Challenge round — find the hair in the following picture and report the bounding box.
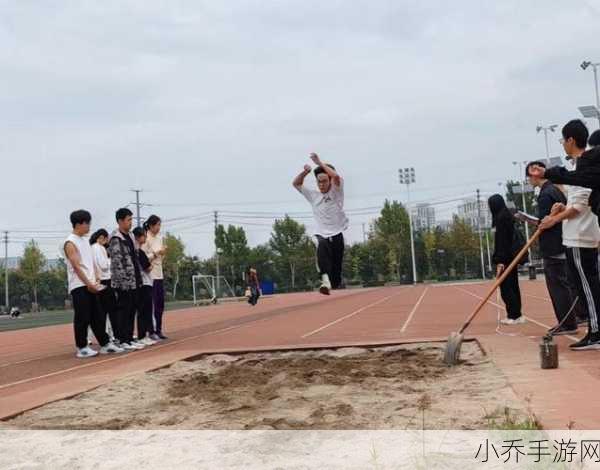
[525,160,546,177]
[143,214,161,231]
[562,119,589,149]
[89,228,109,245]
[70,210,91,228]
[488,194,510,228]
[132,226,147,239]
[115,207,133,222]
[589,129,600,148]
[314,164,336,178]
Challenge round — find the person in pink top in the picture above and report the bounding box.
[142,215,168,340]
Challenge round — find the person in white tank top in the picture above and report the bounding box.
[64,210,123,358]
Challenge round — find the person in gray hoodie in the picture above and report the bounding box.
[107,208,145,351]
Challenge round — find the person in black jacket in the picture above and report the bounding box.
[489,194,525,324]
[529,120,600,219]
[526,161,583,334]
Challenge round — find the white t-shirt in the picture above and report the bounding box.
[563,183,600,249]
[297,180,349,237]
[65,233,96,293]
[92,243,111,281]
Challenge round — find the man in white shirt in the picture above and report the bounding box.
[293,153,349,295]
[540,120,600,350]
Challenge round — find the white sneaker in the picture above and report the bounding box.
[130,340,145,349]
[100,342,125,354]
[319,274,332,296]
[120,342,137,351]
[500,317,526,325]
[514,316,526,324]
[140,337,156,346]
[76,347,98,358]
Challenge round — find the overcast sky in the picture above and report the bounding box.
[2,0,600,259]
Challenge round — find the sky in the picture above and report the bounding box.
[2,0,600,259]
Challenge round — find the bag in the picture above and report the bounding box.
[245,288,251,298]
[511,225,527,265]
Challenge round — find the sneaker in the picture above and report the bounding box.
[76,347,98,358]
[570,333,600,350]
[150,333,162,342]
[130,340,146,349]
[140,337,156,346]
[319,274,332,296]
[120,342,137,351]
[100,342,125,354]
[577,317,588,326]
[548,326,578,336]
[157,333,168,340]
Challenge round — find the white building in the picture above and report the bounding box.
[411,203,436,231]
[457,198,492,230]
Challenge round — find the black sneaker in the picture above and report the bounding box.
[577,317,588,326]
[570,333,600,350]
[157,333,168,340]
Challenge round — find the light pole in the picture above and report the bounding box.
[512,160,532,264]
[399,167,417,284]
[536,125,558,160]
[581,60,600,128]
[476,189,486,279]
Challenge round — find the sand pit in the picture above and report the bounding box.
[3,342,530,430]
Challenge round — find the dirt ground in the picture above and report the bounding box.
[2,342,529,430]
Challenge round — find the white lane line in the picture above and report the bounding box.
[301,290,405,339]
[400,287,429,333]
[454,287,580,342]
[524,293,552,303]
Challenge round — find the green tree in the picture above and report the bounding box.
[215,224,250,288]
[269,216,313,290]
[163,233,186,298]
[372,200,412,282]
[19,240,46,309]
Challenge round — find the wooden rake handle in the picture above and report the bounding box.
[458,227,542,335]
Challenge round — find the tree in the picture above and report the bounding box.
[19,240,46,309]
[215,224,251,289]
[269,216,313,290]
[162,233,185,298]
[372,200,412,282]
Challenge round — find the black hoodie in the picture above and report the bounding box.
[544,146,600,218]
[489,195,521,265]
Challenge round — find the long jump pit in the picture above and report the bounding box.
[1,341,534,431]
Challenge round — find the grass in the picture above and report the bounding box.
[0,300,195,333]
[484,406,542,430]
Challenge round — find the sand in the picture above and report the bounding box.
[2,342,529,430]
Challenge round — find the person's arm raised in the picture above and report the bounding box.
[310,153,342,187]
[293,164,312,189]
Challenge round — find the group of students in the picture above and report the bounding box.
[490,119,600,351]
[64,208,167,358]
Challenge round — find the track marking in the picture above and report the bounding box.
[524,293,552,303]
[400,287,429,333]
[301,290,406,339]
[454,286,580,342]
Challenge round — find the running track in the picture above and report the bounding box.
[1,281,600,428]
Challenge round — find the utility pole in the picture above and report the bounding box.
[399,168,417,284]
[581,60,600,128]
[476,189,486,279]
[3,231,8,312]
[485,230,492,272]
[512,161,532,264]
[214,211,220,299]
[130,189,143,227]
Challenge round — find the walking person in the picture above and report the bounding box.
[488,194,526,325]
[142,215,167,340]
[293,153,348,295]
[64,210,122,358]
[246,267,261,306]
[537,120,600,350]
[108,208,145,351]
[133,227,157,346]
[90,229,121,342]
[526,162,582,334]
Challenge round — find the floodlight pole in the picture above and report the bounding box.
[581,60,600,127]
[512,161,532,264]
[399,168,418,285]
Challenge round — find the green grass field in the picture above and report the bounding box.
[0,301,196,333]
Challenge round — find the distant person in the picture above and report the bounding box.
[526,162,582,334]
[246,267,261,306]
[488,194,526,325]
[64,210,122,358]
[108,208,145,351]
[90,228,120,343]
[589,129,600,148]
[133,227,157,346]
[293,153,348,295]
[9,307,21,318]
[142,215,167,341]
[537,120,600,350]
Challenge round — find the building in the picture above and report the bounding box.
[457,198,492,230]
[411,203,436,231]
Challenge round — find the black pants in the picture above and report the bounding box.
[566,247,600,334]
[71,286,110,349]
[543,257,580,330]
[137,285,154,339]
[115,288,137,343]
[248,285,260,306]
[97,280,120,340]
[316,233,345,289]
[499,268,522,320]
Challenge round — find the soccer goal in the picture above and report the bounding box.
[192,274,237,305]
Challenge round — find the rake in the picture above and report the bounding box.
[443,227,542,366]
